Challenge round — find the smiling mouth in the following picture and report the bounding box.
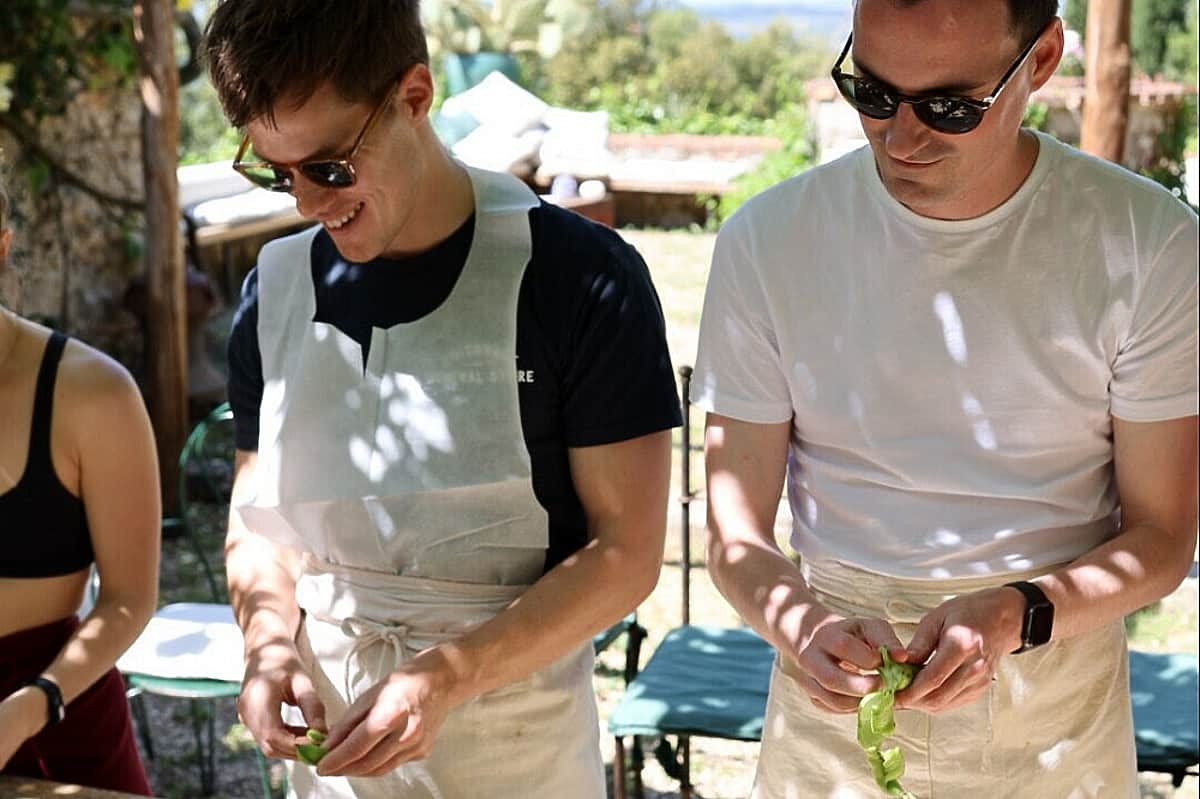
[324,202,364,231]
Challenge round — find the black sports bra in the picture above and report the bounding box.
[0,332,94,577]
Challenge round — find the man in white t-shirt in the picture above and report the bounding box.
[692,1,1199,796]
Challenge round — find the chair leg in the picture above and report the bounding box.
[632,735,645,799]
[680,736,692,799]
[189,699,217,795]
[613,736,627,799]
[128,691,155,761]
[254,747,275,799]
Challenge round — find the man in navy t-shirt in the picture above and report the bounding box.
[203,2,680,796]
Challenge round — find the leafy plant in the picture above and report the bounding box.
[421,0,590,58]
[713,107,817,225]
[0,0,137,123]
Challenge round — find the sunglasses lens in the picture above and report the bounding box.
[300,161,355,188]
[917,98,984,134]
[238,164,293,192]
[836,75,896,120]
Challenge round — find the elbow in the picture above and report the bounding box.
[630,549,663,606]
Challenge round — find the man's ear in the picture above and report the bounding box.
[1028,18,1065,94]
[395,63,435,125]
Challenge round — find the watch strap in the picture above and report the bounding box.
[27,676,65,728]
[1004,580,1054,653]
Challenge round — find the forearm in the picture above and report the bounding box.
[226,527,303,655]
[431,533,660,707]
[708,532,835,659]
[1035,519,1197,642]
[38,589,156,704]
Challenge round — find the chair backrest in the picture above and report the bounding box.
[174,402,236,603]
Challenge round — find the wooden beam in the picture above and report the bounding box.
[1080,0,1132,163]
[134,0,186,512]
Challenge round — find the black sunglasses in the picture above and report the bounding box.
[232,93,392,192]
[830,31,1041,134]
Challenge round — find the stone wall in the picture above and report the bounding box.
[1,85,146,370]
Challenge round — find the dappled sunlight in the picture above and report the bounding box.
[924,528,963,548]
[960,391,999,451]
[933,290,968,365]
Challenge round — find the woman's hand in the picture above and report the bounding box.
[0,686,50,770]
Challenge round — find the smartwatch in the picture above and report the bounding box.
[27,676,66,728]
[1004,580,1054,654]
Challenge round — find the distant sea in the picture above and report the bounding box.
[675,2,852,42]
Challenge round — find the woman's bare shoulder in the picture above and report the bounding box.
[51,334,148,432]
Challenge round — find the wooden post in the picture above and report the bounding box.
[1080,0,1132,163]
[134,0,187,512]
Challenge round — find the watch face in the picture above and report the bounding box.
[1027,605,1054,647]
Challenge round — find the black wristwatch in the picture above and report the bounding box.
[27,676,66,728]
[1005,581,1055,654]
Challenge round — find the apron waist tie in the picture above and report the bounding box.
[340,616,415,703]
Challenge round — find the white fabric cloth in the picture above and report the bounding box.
[692,131,1199,580]
[751,560,1138,799]
[238,166,604,797]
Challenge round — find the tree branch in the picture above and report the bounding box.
[0,112,145,211]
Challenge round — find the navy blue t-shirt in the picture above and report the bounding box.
[227,202,681,573]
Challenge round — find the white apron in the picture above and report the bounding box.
[238,166,605,798]
[752,561,1138,799]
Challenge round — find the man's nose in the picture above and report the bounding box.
[290,173,337,219]
[883,103,933,161]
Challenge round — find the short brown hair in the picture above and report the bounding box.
[202,0,429,128]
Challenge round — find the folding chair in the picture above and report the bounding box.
[607,366,776,799]
[1130,649,1200,787]
[117,402,278,798]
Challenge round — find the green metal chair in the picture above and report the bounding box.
[607,366,776,799]
[117,402,278,798]
[1130,649,1199,787]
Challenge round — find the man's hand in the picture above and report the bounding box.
[895,586,1024,713]
[238,638,327,760]
[785,615,909,714]
[315,648,454,777]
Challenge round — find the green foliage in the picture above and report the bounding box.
[178,78,242,166]
[712,107,816,225]
[531,2,830,137]
[420,0,592,58]
[1132,0,1192,77]
[1140,93,1199,205]
[1022,101,1049,131]
[1064,0,1198,81]
[1063,0,1088,38]
[0,0,137,121]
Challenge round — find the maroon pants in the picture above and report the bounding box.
[0,616,153,796]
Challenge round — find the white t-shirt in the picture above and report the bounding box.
[692,131,1199,580]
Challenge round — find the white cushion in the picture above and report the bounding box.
[440,71,548,138]
[117,602,245,683]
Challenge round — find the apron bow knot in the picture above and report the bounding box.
[339,616,415,702]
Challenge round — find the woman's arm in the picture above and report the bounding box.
[4,343,160,739]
